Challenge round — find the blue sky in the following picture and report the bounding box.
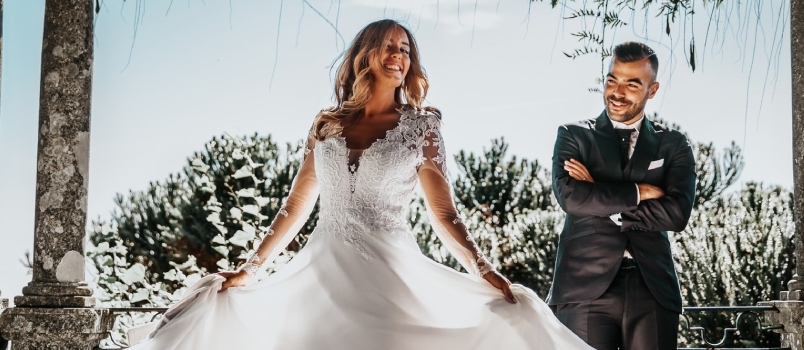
[0,0,792,302]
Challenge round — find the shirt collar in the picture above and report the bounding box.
[609,115,644,131]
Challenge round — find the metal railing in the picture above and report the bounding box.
[679,305,787,350]
[99,307,169,349]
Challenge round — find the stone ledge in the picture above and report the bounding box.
[21,282,93,297]
[0,307,115,350]
[14,295,96,308]
[780,290,804,301]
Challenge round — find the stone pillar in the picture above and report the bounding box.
[0,0,114,348]
[762,0,804,348]
[0,291,7,350]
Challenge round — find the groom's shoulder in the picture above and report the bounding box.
[650,119,690,143]
[558,118,596,132]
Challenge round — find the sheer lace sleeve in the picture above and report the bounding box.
[240,130,320,277]
[417,115,495,277]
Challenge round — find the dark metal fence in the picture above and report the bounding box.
[679,306,787,350]
[98,307,168,350]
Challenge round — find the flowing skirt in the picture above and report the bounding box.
[128,228,592,349]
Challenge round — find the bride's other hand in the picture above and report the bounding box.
[217,270,253,292]
[483,271,517,304]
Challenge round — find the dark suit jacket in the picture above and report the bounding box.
[546,111,696,313]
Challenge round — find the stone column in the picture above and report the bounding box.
[0,0,114,348]
[762,0,804,348]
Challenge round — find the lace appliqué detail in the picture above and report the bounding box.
[421,116,448,170]
[466,236,495,276]
[239,253,263,278]
[311,106,442,259]
[344,232,374,260]
[279,207,289,217]
[474,252,495,276]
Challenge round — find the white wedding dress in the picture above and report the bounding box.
[129,107,592,349]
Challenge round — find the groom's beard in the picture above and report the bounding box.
[605,94,648,124]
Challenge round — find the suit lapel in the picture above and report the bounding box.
[627,118,662,182]
[592,111,623,178]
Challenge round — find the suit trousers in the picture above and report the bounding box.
[554,263,679,350]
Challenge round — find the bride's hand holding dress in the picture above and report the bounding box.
[217,270,252,292]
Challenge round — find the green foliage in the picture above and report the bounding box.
[88,133,317,294]
[412,138,561,296]
[674,183,793,346]
[87,225,205,347]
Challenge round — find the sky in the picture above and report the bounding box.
[0,0,792,303]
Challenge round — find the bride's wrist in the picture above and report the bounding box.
[475,253,495,277]
[239,253,263,278]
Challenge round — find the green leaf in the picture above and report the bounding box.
[236,188,255,198]
[121,263,147,285]
[233,166,253,179]
[241,205,262,218]
[211,234,227,245]
[242,222,256,235]
[213,245,230,256]
[230,230,255,248]
[130,289,149,303]
[214,223,228,235]
[232,149,244,160]
[96,242,110,254]
[216,259,231,270]
[206,212,222,224]
[255,196,271,207]
[191,158,210,173]
[230,207,243,220]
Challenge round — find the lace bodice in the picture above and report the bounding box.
[241,106,494,277]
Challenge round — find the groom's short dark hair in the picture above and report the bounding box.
[612,42,659,78]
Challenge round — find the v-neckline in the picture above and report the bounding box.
[336,108,408,166]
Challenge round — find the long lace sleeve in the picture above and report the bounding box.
[240,131,320,277]
[417,115,495,277]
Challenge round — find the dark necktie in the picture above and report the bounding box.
[615,129,634,169]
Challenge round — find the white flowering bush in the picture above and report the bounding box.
[87,133,317,346]
[88,224,204,347]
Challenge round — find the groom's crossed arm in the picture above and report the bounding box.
[551,125,639,218]
[620,135,696,233]
[552,125,697,233]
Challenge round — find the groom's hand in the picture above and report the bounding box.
[483,271,517,304]
[564,159,594,183]
[637,183,665,201]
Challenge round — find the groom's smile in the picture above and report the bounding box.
[603,56,660,124]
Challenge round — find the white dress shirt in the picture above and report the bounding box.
[608,115,644,259]
[610,116,643,158]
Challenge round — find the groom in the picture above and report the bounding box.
[547,42,696,349]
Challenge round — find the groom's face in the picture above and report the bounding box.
[604,58,660,124]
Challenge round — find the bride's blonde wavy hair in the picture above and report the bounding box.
[312,19,436,141]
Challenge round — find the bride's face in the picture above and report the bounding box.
[368,26,411,89]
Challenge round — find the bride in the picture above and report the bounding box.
[130,19,592,349]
